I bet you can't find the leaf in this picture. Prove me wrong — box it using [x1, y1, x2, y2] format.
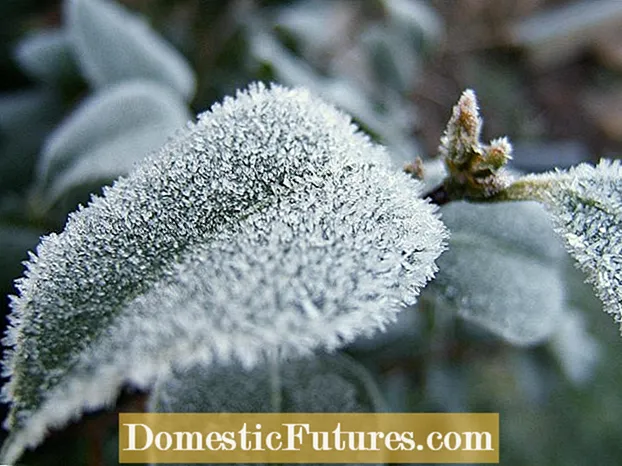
[549, 308, 600, 385]
[13, 29, 78, 85]
[382, 0, 443, 41]
[0, 83, 447, 463]
[150, 353, 385, 414]
[423, 200, 567, 345]
[35, 79, 190, 208]
[66, 0, 196, 99]
[150, 353, 385, 466]
[522, 159, 622, 330]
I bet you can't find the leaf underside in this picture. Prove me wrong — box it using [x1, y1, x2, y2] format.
[424, 200, 567, 345]
[150, 353, 385, 466]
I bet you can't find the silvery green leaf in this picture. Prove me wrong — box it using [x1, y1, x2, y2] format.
[549, 308, 600, 385]
[382, 0, 443, 41]
[274, 0, 352, 63]
[151, 353, 385, 414]
[36, 80, 190, 207]
[13, 29, 77, 85]
[424, 200, 566, 345]
[150, 353, 385, 466]
[66, 0, 196, 99]
[1, 83, 446, 463]
[521, 160, 622, 330]
[361, 24, 420, 94]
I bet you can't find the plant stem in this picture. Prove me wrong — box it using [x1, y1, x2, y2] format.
[423, 183, 452, 206]
[423, 176, 556, 206]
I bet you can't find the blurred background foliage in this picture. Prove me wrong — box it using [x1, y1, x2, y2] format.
[1, 0, 622, 465]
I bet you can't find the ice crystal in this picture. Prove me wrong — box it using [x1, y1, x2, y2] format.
[0, 83, 446, 462]
[523, 160, 622, 329]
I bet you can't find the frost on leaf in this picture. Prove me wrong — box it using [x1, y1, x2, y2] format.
[522, 159, 622, 330]
[0, 83, 446, 463]
[150, 353, 385, 466]
[423, 200, 567, 345]
[151, 353, 384, 414]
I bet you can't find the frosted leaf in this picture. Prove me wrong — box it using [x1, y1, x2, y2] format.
[150, 354, 385, 466]
[66, 0, 196, 99]
[423, 200, 567, 345]
[13, 29, 77, 85]
[0, 83, 446, 463]
[36, 80, 190, 207]
[151, 353, 384, 414]
[522, 160, 622, 329]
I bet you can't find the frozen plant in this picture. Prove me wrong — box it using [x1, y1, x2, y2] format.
[0, 82, 447, 464]
[2, 0, 622, 464]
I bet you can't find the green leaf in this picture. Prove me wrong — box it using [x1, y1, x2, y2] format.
[35, 79, 190, 208]
[150, 353, 385, 466]
[549, 307, 600, 385]
[13, 29, 78, 85]
[0, 83, 446, 463]
[520, 160, 622, 331]
[151, 353, 385, 414]
[423, 200, 567, 345]
[66, 0, 196, 99]
[382, 0, 443, 41]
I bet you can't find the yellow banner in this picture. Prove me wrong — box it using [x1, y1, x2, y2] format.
[119, 413, 499, 463]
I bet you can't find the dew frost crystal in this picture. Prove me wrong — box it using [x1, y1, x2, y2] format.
[518, 160, 622, 326]
[0, 83, 447, 463]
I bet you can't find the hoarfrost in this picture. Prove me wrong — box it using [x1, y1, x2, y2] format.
[0, 83, 446, 463]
